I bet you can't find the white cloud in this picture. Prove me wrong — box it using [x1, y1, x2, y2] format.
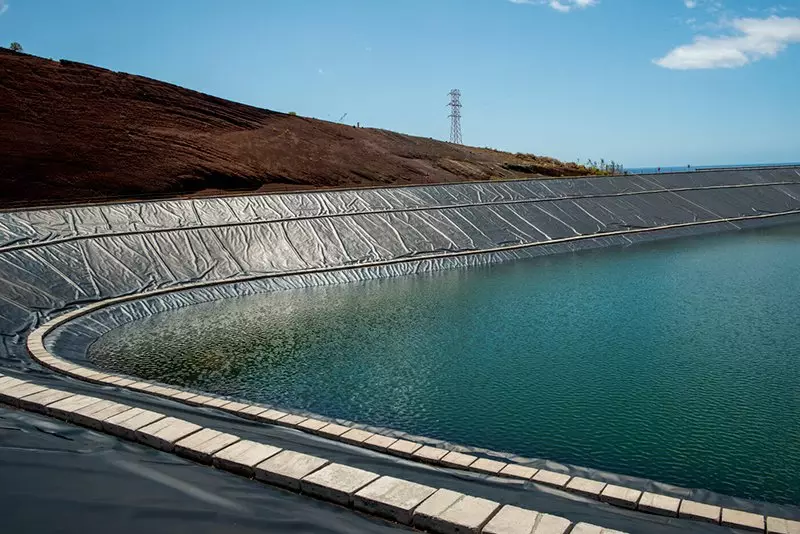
[509, 0, 598, 13]
[684, 0, 697, 8]
[0, 1, 8, 15]
[655, 16, 800, 69]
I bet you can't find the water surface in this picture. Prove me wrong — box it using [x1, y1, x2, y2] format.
[90, 224, 800, 504]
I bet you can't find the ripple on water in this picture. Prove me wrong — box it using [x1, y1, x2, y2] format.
[90, 224, 800, 504]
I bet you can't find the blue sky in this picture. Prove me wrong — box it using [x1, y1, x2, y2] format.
[1, 0, 798, 167]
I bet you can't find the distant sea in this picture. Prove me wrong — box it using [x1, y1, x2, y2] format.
[625, 162, 800, 174]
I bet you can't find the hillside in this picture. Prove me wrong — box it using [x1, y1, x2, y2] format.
[0, 49, 595, 207]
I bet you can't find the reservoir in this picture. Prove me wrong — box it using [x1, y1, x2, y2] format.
[89, 224, 800, 504]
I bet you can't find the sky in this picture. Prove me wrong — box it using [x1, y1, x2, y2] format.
[1, 0, 798, 168]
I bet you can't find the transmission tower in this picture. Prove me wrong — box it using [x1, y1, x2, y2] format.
[448, 89, 462, 144]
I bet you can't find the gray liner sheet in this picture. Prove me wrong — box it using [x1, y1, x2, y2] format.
[2, 169, 800, 533]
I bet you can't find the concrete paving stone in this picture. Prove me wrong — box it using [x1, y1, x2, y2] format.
[297, 418, 329, 432]
[531, 470, 570, 488]
[637, 492, 680, 517]
[482, 505, 570, 534]
[441, 451, 478, 468]
[301, 463, 380, 506]
[389, 439, 423, 457]
[201, 397, 231, 409]
[570, 522, 628, 534]
[255, 450, 330, 491]
[221, 401, 249, 412]
[434, 494, 502, 534]
[0, 376, 24, 388]
[363, 434, 399, 451]
[767, 517, 800, 534]
[0, 382, 48, 406]
[82, 403, 136, 430]
[257, 409, 289, 422]
[340, 428, 374, 444]
[317, 422, 350, 437]
[678, 500, 721, 524]
[276, 413, 308, 426]
[174, 428, 240, 463]
[412, 445, 449, 463]
[470, 458, 507, 475]
[169, 390, 199, 401]
[413, 488, 465, 532]
[499, 464, 538, 480]
[17, 389, 75, 413]
[721, 509, 765, 532]
[101, 375, 127, 384]
[599, 485, 642, 510]
[110, 378, 136, 387]
[212, 440, 282, 477]
[353, 476, 437, 524]
[46, 394, 104, 420]
[71, 400, 123, 428]
[565, 477, 607, 499]
[103, 408, 166, 439]
[128, 381, 154, 392]
[143, 385, 172, 397]
[135, 417, 202, 452]
[237, 404, 268, 418]
[184, 394, 215, 406]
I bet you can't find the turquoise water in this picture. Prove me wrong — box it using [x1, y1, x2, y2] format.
[89, 224, 800, 504]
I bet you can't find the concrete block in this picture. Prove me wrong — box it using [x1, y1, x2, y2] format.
[201, 397, 231, 408]
[412, 445, 449, 463]
[565, 477, 607, 499]
[389, 438, 423, 457]
[71, 400, 126, 429]
[213, 440, 282, 477]
[363, 434, 398, 452]
[599, 485, 642, 509]
[237, 405, 268, 419]
[83, 403, 136, 430]
[110, 378, 136, 387]
[499, 464, 538, 480]
[128, 381, 154, 392]
[470, 458, 507, 475]
[135, 417, 202, 452]
[428, 494, 501, 534]
[570, 522, 628, 534]
[678, 499, 721, 524]
[276, 413, 307, 426]
[46, 394, 104, 421]
[441, 451, 478, 468]
[297, 418, 328, 432]
[317, 422, 350, 437]
[255, 450, 329, 491]
[721, 509, 765, 532]
[340, 428, 374, 445]
[767, 517, 800, 534]
[256, 409, 288, 423]
[413, 488, 465, 532]
[170, 390, 199, 402]
[0, 376, 24, 388]
[0, 382, 47, 406]
[102, 408, 165, 440]
[483, 505, 570, 534]
[354, 476, 437, 524]
[221, 401, 248, 412]
[532, 470, 570, 488]
[300, 463, 380, 506]
[174, 428, 240, 463]
[17, 389, 74, 413]
[184, 394, 215, 406]
[637, 492, 680, 517]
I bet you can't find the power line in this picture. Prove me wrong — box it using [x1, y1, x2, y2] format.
[448, 89, 462, 144]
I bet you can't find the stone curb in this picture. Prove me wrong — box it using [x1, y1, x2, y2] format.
[0, 372, 631, 534]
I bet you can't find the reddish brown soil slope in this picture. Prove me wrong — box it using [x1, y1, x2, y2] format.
[0, 49, 593, 207]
